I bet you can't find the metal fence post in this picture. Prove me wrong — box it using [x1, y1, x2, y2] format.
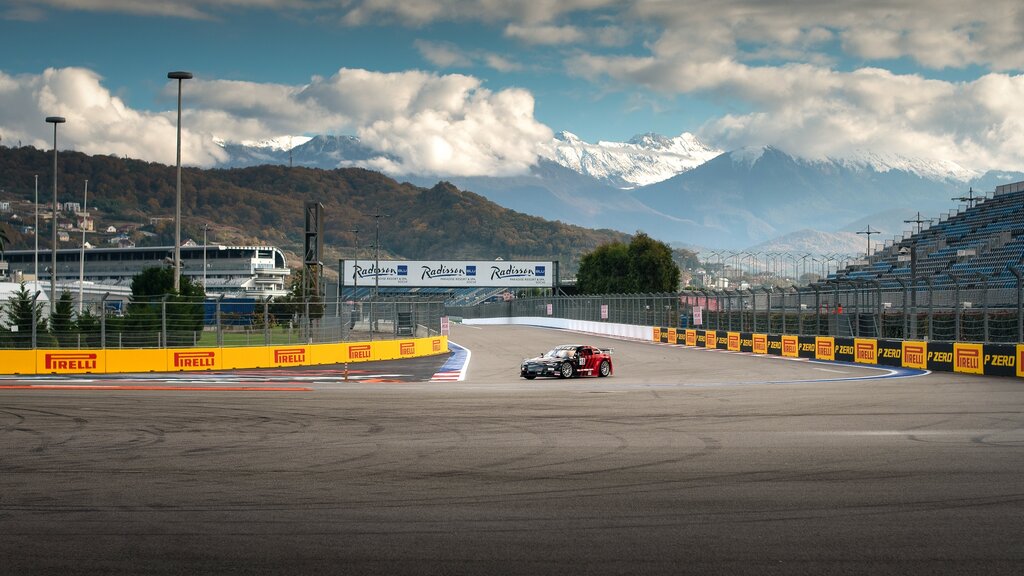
[31, 291, 40, 349]
[216, 294, 224, 347]
[980, 273, 989, 343]
[1010, 265, 1023, 343]
[951, 275, 961, 341]
[100, 293, 109, 349]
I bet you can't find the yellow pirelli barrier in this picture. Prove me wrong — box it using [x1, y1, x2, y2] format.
[781, 335, 799, 358]
[727, 332, 741, 351]
[854, 339, 877, 364]
[1018, 345, 1024, 378]
[752, 334, 768, 355]
[107, 348, 166, 372]
[902, 341, 928, 370]
[3, 350, 37, 374]
[953, 343, 984, 375]
[706, 331, 718, 349]
[685, 329, 697, 346]
[667, 328, 677, 344]
[37, 350, 106, 374]
[2, 336, 449, 376]
[815, 337, 835, 361]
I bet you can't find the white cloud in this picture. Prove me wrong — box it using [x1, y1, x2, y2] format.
[504, 23, 585, 45]
[0, 67, 226, 165]
[415, 40, 472, 68]
[0, 66, 553, 177]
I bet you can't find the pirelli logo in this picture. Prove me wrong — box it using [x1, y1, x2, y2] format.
[752, 334, 767, 355]
[954, 344, 983, 375]
[902, 342, 927, 370]
[706, 331, 717, 349]
[668, 328, 678, 344]
[727, 332, 740, 351]
[1018, 345, 1024, 378]
[782, 336, 798, 357]
[400, 342, 415, 355]
[45, 352, 98, 371]
[349, 345, 372, 360]
[854, 340, 877, 364]
[816, 337, 834, 361]
[685, 330, 697, 347]
[432, 339, 442, 352]
[652, 328, 661, 342]
[274, 348, 306, 364]
[173, 351, 216, 369]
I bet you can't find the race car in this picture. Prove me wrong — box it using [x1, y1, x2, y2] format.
[520, 344, 613, 379]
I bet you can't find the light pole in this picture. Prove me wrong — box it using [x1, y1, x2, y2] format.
[168, 70, 192, 293]
[33, 174, 38, 293]
[78, 179, 88, 314]
[857, 226, 879, 258]
[45, 116, 65, 308]
[373, 208, 388, 298]
[202, 223, 209, 292]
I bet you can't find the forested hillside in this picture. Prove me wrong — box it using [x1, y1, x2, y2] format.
[0, 146, 630, 271]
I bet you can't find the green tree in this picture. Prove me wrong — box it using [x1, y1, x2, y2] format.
[1, 283, 50, 348]
[76, 308, 102, 348]
[50, 291, 77, 348]
[576, 241, 633, 294]
[576, 232, 680, 294]
[125, 267, 206, 347]
[270, 267, 324, 325]
[628, 232, 681, 293]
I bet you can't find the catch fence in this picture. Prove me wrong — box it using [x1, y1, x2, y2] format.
[448, 282, 1024, 344]
[0, 295, 446, 350]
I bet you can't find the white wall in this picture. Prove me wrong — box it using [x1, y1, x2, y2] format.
[462, 316, 653, 341]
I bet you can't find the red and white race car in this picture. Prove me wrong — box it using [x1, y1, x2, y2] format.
[520, 344, 614, 379]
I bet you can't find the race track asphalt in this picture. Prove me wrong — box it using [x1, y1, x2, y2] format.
[1, 323, 1022, 575]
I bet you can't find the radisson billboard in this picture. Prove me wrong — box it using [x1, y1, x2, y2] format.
[341, 260, 555, 288]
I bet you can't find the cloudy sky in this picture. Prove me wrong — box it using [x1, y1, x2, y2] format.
[1, 0, 1023, 176]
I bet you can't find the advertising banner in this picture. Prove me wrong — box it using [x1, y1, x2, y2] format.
[816, 337, 835, 361]
[706, 330, 718, 350]
[668, 328, 678, 344]
[854, 339, 877, 364]
[982, 344, 1016, 378]
[927, 341, 954, 372]
[767, 334, 783, 355]
[739, 333, 754, 353]
[685, 329, 697, 347]
[753, 334, 768, 355]
[902, 341, 928, 370]
[953, 343, 984, 375]
[834, 338, 855, 363]
[342, 260, 554, 287]
[876, 340, 903, 367]
[727, 332, 741, 352]
[798, 336, 817, 359]
[782, 335, 799, 358]
[693, 306, 703, 326]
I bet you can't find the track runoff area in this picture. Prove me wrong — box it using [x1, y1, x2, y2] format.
[2, 325, 1023, 576]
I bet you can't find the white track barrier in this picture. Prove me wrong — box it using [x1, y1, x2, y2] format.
[462, 316, 653, 341]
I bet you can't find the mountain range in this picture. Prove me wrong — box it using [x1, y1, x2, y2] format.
[214, 132, 1024, 255]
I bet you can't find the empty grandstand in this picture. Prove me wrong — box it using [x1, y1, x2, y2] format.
[838, 180, 1024, 289]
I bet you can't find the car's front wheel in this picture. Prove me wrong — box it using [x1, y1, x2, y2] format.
[559, 361, 575, 379]
[523, 373, 536, 380]
[598, 359, 611, 377]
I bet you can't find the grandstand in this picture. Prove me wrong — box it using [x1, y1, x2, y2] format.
[832, 180, 1024, 290]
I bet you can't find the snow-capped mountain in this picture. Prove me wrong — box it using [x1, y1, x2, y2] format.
[213, 135, 388, 169]
[210, 132, 1021, 250]
[546, 131, 722, 189]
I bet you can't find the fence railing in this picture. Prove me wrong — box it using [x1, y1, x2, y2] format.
[0, 295, 446, 350]
[447, 282, 1024, 344]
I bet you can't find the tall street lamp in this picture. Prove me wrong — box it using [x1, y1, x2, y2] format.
[45, 116, 65, 307]
[168, 70, 192, 292]
[78, 179, 88, 313]
[33, 174, 39, 293]
[202, 223, 209, 292]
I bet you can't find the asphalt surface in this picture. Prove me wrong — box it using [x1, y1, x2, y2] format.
[1, 324, 1023, 575]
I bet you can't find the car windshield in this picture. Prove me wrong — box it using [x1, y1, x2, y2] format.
[545, 348, 572, 358]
